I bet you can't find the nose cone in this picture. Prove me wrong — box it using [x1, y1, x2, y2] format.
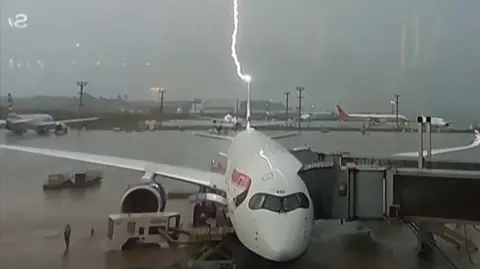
[268, 233, 306, 262]
[260, 214, 308, 262]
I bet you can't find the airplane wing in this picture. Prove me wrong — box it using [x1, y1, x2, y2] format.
[0, 144, 227, 191]
[7, 118, 31, 124]
[56, 117, 99, 124]
[36, 117, 99, 128]
[192, 132, 234, 141]
[252, 122, 283, 128]
[269, 132, 299, 140]
[193, 131, 297, 140]
[394, 130, 480, 157]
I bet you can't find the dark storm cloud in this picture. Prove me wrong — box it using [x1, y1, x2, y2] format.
[2, 0, 480, 121]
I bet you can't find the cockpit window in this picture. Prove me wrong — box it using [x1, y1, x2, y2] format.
[248, 192, 310, 213]
[283, 195, 300, 212]
[248, 193, 266, 209]
[263, 195, 282, 212]
[234, 189, 248, 207]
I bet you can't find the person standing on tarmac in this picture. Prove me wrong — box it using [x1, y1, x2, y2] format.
[64, 224, 71, 250]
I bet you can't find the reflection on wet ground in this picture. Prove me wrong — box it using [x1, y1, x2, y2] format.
[2, 217, 480, 269]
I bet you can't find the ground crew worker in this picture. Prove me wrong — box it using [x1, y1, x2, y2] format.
[64, 224, 71, 250]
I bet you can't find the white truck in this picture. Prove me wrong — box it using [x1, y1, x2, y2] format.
[106, 212, 181, 251]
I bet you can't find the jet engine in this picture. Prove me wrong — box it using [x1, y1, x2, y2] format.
[120, 181, 167, 213]
[54, 123, 68, 135]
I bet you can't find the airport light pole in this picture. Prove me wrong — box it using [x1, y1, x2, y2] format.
[284, 92, 290, 126]
[394, 94, 400, 128]
[77, 81, 88, 112]
[150, 87, 166, 115]
[297, 86, 305, 130]
[159, 88, 166, 115]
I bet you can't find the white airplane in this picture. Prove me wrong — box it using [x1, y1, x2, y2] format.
[0, 93, 98, 135]
[214, 113, 244, 128]
[336, 104, 409, 125]
[427, 116, 452, 128]
[1, 88, 479, 262]
[201, 113, 280, 130]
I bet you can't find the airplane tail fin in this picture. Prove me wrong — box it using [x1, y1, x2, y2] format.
[336, 104, 349, 119]
[7, 93, 16, 118]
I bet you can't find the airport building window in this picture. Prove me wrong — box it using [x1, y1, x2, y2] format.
[248, 192, 310, 213]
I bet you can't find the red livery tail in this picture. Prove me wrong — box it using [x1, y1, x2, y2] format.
[336, 105, 349, 119]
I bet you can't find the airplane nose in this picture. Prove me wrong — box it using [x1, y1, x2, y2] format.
[262, 214, 307, 262]
[268, 233, 305, 262]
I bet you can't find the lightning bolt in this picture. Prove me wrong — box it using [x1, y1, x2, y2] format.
[231, 0, 250, 82]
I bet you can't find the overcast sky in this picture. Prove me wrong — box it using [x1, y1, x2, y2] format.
[1, 0, 480, 120]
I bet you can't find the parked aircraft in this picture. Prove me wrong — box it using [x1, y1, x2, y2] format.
[336, 105, 409, 125]
[1, 93, 98, 135]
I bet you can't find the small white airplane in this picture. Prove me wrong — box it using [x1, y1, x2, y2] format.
[213, 113, 244, 129]
[1, 86, 479, 263]
[198, 112, 281, 131]
[0, 93, 98, 135]
[427, 116, 452, 128]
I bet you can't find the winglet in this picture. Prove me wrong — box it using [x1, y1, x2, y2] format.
[475, 130, 480, 141]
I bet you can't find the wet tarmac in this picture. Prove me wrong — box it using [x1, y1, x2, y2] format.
[1, 130, 480, 268]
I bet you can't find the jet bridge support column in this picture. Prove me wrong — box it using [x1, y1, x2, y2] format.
[417, 116, 425, 169]
[425, 117, 432, 160]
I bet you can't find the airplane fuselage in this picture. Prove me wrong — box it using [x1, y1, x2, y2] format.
[5, 113, 55, 134]
[223, 130, 314, 262]
[341, 113, 408, 123]
[430, 117, 450, 127]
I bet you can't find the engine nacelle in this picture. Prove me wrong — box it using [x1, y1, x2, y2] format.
[54, 123, 68, 134]
[120, 182, 167, 213]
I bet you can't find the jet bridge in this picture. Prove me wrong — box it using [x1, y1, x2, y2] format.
[313, 164, 480, 223]
[291, 145, 480, 223]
